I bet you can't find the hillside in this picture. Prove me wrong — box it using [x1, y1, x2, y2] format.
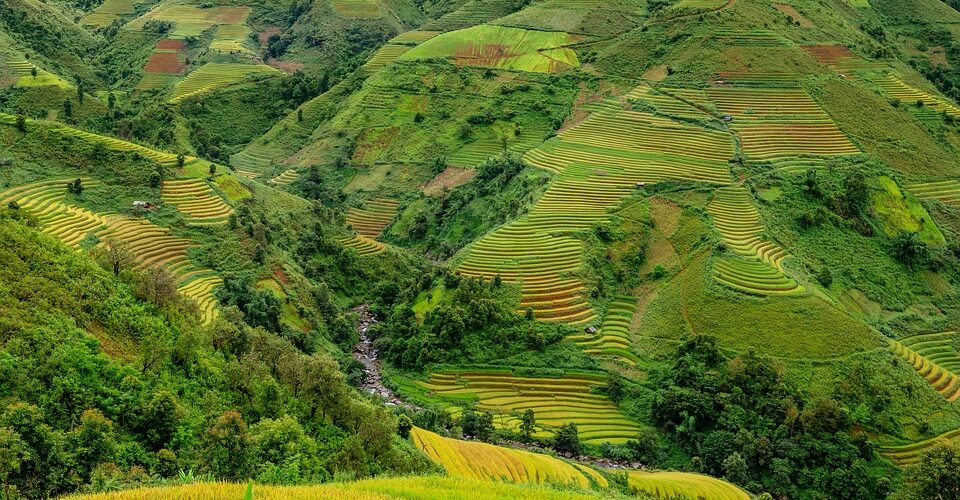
[5, 0, 960, 498]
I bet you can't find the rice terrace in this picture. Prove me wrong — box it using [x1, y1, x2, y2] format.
[4, 0, 960, 498]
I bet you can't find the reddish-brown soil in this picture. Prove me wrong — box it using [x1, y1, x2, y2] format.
[207, 6, 249, 24]
[422, 167, 477, 196]
[453, 43, 514, 68]
[155, 39, 186, 51]
[352, 127, 399, 165]
[800, 44, 856, 65]
[267, 57, 305, 73]
[272, 266, 290, 285]
[144, 52, 186, 74]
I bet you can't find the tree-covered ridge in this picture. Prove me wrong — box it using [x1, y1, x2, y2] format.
[0, 214, 430, 498]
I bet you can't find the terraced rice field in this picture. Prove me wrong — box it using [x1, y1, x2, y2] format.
[345, 198, 399, 237]
[270, 169, 300, 185]
[625, 85, 712, 120]
[96, 216, 221, 323]
[423, 0, 525, 31]
[448, 123, 550, 168]
[410, 427, 607, 488]
[171, 64, 281, 103]
[400, 25, 581, 74]
[135, 73, 176, 91]
[5, 60, 71, 88]
[707, 186, 802, 295]
[80, 0, 138, 26]
[567, 296, 639, 365]
[0, 177, 105, 248]
[627, 471, 750, 500]
[868, 74, 960, 118]
[406, 369, 643, 444]
[331, 0, 381, 19]
[339, 234, 386, 256]
[714, 71, 801, 87]
[361, 44, 411, 71]
[69, 476, 603, 500]
[713, 257, 804, 295]
[800, 45, 885, 74]
[211, 24, 252, 53]
[0, 179, 222, 323]
[891, 332, 960, 401]
[707, 187, 788, 268]
[126, 4, 251, 41]
[6, 114, 182, 167]
[458, 92, 733, 325]
[906, 179, 960, 207]
[2, 112, 192, 168]
[712, 29, 787, 46]
[390, 30, 442, 45]
[707, 87, 860, 160]
[665, 0, 729, 15]
[881, 427, 960, 466]
[161, 179, 233, 225]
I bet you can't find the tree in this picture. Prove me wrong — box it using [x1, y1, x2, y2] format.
[902, 443, 960, 499]
[138, 391, 183, 451]
[63, 99, 72, 118]
[107, 92, 116, 110]
[136, 266, 178, 309]
[893, 232, 929, 269]
[201, 410, 252, 481]
[607, 371, 625, 402]
[177, 154, 186, 168]
[93, 238, 134, 276]
[397, 415, 413, 439]
[14, 115, 25, 132]
[0, 427, 26, 500]
[77, 81, 85, 104]
[460, 409, 494, 442]
[209, 163, 217, 176]
[297, 109, 303, 122]
[70, 410, 116, 481]
[722, 451, 750, 485]
[30, 67, 36, 79]
[67, 178, 83, 195]
[552, 423, 581, 455]
[520, 409, 536, 440]
[249, 415, 316, 480]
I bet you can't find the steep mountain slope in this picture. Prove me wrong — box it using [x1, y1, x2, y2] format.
[7, 0, 960, 498]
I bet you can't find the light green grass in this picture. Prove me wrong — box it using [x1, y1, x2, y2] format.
[872, 176, 945, 245]
[171, 64, 281, 103]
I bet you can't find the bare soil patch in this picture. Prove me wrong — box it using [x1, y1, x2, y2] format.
[422, 167, 476, 196]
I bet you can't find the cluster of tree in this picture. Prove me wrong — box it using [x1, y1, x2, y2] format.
[393, 155, 549, 259]
[795, 168, 948, 271]
[645, 336, 893, 498]
[372, 272, 569, 369]
[0, 214, 431, 498]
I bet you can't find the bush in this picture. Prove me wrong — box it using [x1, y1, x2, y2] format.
[552, 423, 581, 455]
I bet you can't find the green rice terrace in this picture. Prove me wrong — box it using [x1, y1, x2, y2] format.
[5, 0, 960, 498]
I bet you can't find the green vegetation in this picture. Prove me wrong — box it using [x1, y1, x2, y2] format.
[7, 0, 960, 498]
